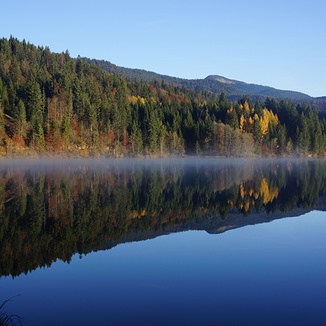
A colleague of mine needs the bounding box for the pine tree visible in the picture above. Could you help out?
[14,100,27,138]
[27,79,44,131]
[131,121,143,154]
[148,110,160,153]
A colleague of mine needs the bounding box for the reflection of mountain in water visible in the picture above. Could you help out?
[101,205,316,252]
[0,158,326,278]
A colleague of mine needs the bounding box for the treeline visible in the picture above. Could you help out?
[1,159,326,277]
[0,36,326,157]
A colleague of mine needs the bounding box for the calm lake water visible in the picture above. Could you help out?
[0,158,326,326]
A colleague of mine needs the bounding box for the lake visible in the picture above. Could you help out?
[0,158,326,326]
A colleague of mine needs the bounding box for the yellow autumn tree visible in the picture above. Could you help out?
[239,114,245,132]
[129,96,146,105]
[247,116,254,133]
[243,101,251,117]
[259,108,279,136]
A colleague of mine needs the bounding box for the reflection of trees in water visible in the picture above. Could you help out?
[0,159,326,278]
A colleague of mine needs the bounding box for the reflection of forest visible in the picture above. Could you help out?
[0,159,326,278]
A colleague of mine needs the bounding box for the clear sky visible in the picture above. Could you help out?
[1,0,325,97]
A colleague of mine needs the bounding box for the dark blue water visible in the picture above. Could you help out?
[0,211,325,326]
[0,159,326,325]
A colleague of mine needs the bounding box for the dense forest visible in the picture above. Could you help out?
[0,36,326,157]
[1,159,326,277]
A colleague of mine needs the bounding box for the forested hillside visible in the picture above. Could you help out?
[85,58,244,97]
[86,58,315,101]
[0,36,325,157]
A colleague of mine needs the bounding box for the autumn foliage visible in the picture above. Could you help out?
[0,37,325,157]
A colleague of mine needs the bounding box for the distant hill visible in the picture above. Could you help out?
[85,58,244,96]
[307,96,326,112]
[86,58,318,102]
[205,75,311,100]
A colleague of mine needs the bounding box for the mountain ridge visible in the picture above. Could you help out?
[86,58,321,103]
[205,74,312,100]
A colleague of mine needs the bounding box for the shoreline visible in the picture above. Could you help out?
[0,151,324,160]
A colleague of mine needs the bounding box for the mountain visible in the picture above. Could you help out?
[85,58,244,96]
[205,75,311,100]
[86,58,316,102]
[307,96,326,112]
[1,36,326,158]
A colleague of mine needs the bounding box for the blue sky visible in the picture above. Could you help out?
[1,0,325,97]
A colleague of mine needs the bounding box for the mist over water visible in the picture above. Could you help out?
[0,158,326,325]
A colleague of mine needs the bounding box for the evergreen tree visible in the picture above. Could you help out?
[148,109,160,153]
[26,79,44,130]
[14,100,27,138]
[131,121,143,154]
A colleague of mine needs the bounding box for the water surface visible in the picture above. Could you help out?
[0,158,326,325]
